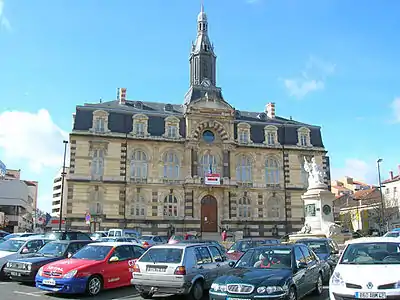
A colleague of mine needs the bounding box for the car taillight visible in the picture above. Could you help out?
[143,241,149,246]
[174,266,186,275]
[133,264,140,273]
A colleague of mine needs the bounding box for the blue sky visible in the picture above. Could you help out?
[0,0,399,212]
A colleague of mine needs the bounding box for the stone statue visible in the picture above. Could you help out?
[298,223,311,234]
[327,223,342,237]
[303,157,326,188]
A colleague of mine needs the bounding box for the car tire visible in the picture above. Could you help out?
[86,275,102,296]
[186,280,203,300]
[313,273,323,295]
[287,286,297,300]
[140,292,153,299]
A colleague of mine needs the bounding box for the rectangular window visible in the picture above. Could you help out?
[167,125,178,138]
[95,119,105,132]
[300,134,307,146]
[239,131,248,143]
[267,132,275,145]
[135,123,145,136]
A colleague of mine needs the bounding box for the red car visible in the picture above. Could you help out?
[226,238,281,261]
[35,242,145,296]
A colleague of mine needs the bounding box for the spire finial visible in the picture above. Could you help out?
[200,0,204,12]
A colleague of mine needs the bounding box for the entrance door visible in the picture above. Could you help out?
[201,195,218,232]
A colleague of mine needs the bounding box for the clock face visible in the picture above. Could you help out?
[201,78,211,87]
[322,204,332,215]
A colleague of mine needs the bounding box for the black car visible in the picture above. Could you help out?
[209,244,323,300]
[43,230,91,240]
[295,238,340,272]
[4,240,92,283]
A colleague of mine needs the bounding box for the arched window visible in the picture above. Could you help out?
[91,149,104,180]
[236,155,252,182]
[199,153,218,177]
[163,152,180,179]
[238,196,252,218]
[163,194,178,217]
[265,157,280,185]
[130,150,148,179]
[267,197,280,218]
[131,194,146,217]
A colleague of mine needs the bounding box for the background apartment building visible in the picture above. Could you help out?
[51,167,69,218]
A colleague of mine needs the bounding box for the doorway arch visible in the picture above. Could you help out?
[201,195,218,232]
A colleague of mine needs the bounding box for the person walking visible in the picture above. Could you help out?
[221,230,227,242]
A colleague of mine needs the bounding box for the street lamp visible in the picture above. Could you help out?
[377,158,385,231]
[59,140,69,231]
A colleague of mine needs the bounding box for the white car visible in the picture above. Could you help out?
[330,237,400,299]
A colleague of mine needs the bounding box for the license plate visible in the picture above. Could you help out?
[42,279,56,286]
[11,272,20,276]
[146,266,166,272]
[355,292,386,299]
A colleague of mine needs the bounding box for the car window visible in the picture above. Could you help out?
[65,232,77,240]
[25,240,44,253]
[300,246,313,264]
[115,231,122,237]
[77,233,91,240]
[208,246,223,262]
[153,236,161,242]
[112,245,134,261]
[195,247,212,264]
[126,237,139,243]
[116,238,126,242]
[140,248,183,263]
[67,243,81,255]
[294,246,306,265]
[329,240,339,252]
[132,245,145,258]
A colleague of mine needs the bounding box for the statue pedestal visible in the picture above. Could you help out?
[302,186,335,236]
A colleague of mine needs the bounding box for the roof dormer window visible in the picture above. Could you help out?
[90,110,110,134]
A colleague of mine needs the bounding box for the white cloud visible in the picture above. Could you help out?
[330,158,377,185]
[0,0,11,31]
[37,193,54,215]
[0,109,68,173]
[283,55,336,98]
[391,97,400,123]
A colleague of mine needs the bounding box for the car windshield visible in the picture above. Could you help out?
[90,233,103,239]
[235,247,292,269]
[170,235,183,241]
[140,236,152,241]
[383,232,400,238]
[38,242,68,257]
[140,248,183,263]
[340,242,400,265]
[4,234,21,240]
[300,240,329,254]
[44,232,63,240]
[100,237,118,242]
[71,245,112,261]
[230,240,267,252]
[0,239,25,252]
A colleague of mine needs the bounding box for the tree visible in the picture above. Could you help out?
[371,197,399,231]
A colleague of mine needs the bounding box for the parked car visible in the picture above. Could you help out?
[210,244,324,300]
[44,230,92,240]
[107,229,140,238]
[131,242,229,300]
[296,237,340,282]
[139,235,164,248]
[168,234,198,244]
[99,237,140,243]
[90,231,108,240]
[330,237,400,300]
[2,233,42,241]
[226,238,281,261]
[35,241,146,296]
[4,240,92,283]
[0,236,51,279]
[0,230,10,239]
[179,239,227,255]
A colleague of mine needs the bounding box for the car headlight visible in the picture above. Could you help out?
[37,267,43,276]
[63,270,78,279]
[6,262,11,268]
[331,271,344,286]
[26,264,32,271]
[211,283,227,292]
[257,286,284,294]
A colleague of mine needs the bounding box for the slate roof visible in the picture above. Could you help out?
[73,99,325,148]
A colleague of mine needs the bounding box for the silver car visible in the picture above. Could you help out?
[131,243,230,300]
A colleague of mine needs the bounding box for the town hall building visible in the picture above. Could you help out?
[66,6,331,237]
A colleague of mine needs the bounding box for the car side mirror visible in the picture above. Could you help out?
[297,262,307,269]
[331,250,339,255]
[228,261,236,268]
[67,252,73,258]
[109,256,119,263]
[21,247,29,254]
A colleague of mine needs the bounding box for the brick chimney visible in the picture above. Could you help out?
[389,171,394,180]
[265,102,275,118]
[117,88,127,105]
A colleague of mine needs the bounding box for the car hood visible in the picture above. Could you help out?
[12,254,64,266]
[42,258,101,275]
[217,268,292,286]
[0,250,14,259]
[316,253,330,261]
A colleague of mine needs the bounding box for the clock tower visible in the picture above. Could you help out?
[189,4,216,87]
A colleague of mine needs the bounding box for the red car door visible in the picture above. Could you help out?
[104,245,135,288]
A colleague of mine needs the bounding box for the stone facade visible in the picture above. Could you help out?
[65,7,330,237]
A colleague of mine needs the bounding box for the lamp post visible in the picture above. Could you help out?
[59,140,68,231]
[377,158,385,232]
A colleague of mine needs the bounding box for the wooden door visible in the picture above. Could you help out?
[201,196,218,232]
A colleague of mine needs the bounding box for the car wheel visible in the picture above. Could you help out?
[186,280,203,300]
[140,292,153,299]
[86,275,102,296]
[288,286,297,300]
[313,273,323,295]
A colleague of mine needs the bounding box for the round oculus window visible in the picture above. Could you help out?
[202,130,215,143]
[322,204,332,215]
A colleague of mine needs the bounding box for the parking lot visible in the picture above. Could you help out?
[0,281,329,300]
